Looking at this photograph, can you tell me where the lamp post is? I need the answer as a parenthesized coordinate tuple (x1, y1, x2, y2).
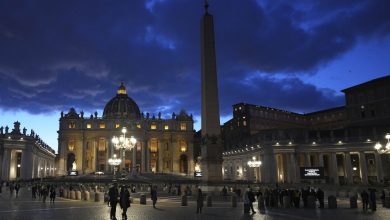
(374, 133, 390, 154)
(111, 127, 137, 174)
(108, 154, 121, 177)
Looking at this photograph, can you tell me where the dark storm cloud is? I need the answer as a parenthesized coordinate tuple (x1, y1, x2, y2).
(0, 0, 389, 122)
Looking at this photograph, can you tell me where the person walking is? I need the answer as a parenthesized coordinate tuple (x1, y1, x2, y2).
(317, 188, 324, 208)
(119, 186, 130, 219)
(108, 183, 119, 220)
(15, 183, 20, 198)
(50, 187, 56, 203)
(196, 188, 204, 214)
(151, 185, 158, 208)
(243, 188, 250, 214)
(257, 192, 265, 214)
(0, 179, 3, 195)
(9, 182, 14, 197)
(369, 189, 377, 211)
(42, 186, 48, 203)
(361, 190, 369, 212)
(247, 187, 256, 214)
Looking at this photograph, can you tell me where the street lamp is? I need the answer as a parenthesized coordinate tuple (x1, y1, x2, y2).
(111, 127, 137, 173)
(108, 154, 121, 177)
(374, 133, 390, 154)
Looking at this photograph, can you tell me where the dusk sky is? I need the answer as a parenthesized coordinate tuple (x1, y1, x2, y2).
(1, 0, 389, 152)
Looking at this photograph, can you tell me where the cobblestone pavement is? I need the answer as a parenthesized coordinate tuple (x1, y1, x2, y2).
(0, 188, 389, 220)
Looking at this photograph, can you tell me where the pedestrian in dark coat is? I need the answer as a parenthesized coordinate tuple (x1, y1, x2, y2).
(50, 188, 56, 203)
(361, 190, 369, 211)
(119, 186, 130, 219)
(151, 186, 158, 208)
(247, 188, 256, 213)
(14, 183, 20, 198)
(196, 188, 204, 214)
(317, 188, 324, 208)
(369, 189, 377, 211)
(109, 183, 119, 220)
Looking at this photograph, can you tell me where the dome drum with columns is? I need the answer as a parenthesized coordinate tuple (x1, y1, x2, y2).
(57, 82, 194, 176)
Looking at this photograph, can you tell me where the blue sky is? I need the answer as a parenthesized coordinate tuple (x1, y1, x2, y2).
(0, 0, 389, 152)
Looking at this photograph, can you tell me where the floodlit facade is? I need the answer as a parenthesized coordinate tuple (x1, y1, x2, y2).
(0, 122, 56, 180)
(56, 83, 194, 176)
(222, 76, 390, 185)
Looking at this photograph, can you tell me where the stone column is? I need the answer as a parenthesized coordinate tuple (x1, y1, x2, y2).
(158, 139, 163, 173)
(1, 149, 10, 180)
(262, 146, 277, 184)
(359, 152, 368, 185)
(374, 152, 384, 184)
(132, 146, 136, 172)
(330, 153, 339, 185)
(305, 153, 311, 167)
(282, 153, 290, 183)
(21, 146, 33, 179)
(289, 153, 297, 183)
(318, 153, 325, 183)
(344, 152, 353, 185)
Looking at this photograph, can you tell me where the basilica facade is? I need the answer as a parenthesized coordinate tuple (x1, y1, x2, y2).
(56, 83, 195, 176)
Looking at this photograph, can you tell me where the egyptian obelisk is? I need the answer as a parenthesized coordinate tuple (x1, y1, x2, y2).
(200, 0, 223, 182)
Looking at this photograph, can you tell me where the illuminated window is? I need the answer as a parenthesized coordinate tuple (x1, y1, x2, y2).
(136, 123, 141, 129)
(99, 123, 106, 128)
(86, 123, 92, 129)
(68, 140, 75, 151)
(68, 122, 76, 128)
(150, 138, 158, 152)
(164, 125, 169, 130)
(98, 138, 106, 151)
(243, 121, 247, 126)
(180, 123, 186, 131)
(115, 123, 120, 128)
(180, 140, 187, 152)
(151, 122, 157, 130)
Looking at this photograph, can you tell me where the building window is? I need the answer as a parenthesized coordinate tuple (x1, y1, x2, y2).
(86, 123, 92, 129)
(136, 123, 141, 129)
(243, 121, 247, 126)
(115, 123, 120, 128)
(99, 123, 106, 128)
(164, 125, 169, 130)
(68, 122, 76, 128)
(150, 138, 158, 152)
(180, 123, 186, 131)
(68, 140, 75, 151)
(98, 138, 106, 151)
(151, 122, 157, 130)
(180, 140, 187, 152)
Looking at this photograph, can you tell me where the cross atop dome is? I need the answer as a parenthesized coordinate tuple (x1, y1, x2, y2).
(117, 81, 127, 95)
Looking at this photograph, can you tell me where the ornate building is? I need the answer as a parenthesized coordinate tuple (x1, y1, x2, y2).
(57, 83, 194, 176)
(0, 122, 56, 180)
(222, 75, 390, 185)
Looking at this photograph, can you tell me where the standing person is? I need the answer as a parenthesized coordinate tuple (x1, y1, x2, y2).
(257, 192, 265, 214)
(361, 190, 369, 212)
(247, 187, 256, 214)
(151, 185, 158, 208)
(50, 187, 56, 203)
(243, 188, 250, 214)
(316, 188, 324, 208)
(9, 182, 14, 197)
(0, 179, 3, 194)
(369, 189, 377, 211)
(119, 186, 130, 219)
(196, 188, 204, 214)
(15, 183, 20, 198)
(108, 183, 119, 220)
(42, 186, 48, 203)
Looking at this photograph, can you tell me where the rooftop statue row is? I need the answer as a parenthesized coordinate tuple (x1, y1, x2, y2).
(60, 108, 193, 121)
(0, 121, 55, 154)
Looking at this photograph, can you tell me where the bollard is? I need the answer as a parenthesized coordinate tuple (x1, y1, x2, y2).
(63, 189, 68, 198)
(84, 191, 90, 201)
(385, 197, 390, 208)
(307, 196, 316, 209)
(76, 191, 81, 200)
(283, 196, 291, 208)
(206, 195, 212, 207)
(70, 191, 76, 200)
(140, 194, 147, 205)
(231, 195, 237, 208)
(349, 196, 357, 209)
(328, 196, 337, 209)
(181, 195, 188, 206)
(94, 192, 101, 202)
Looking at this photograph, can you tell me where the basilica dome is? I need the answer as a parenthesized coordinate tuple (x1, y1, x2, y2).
(103, 82, 141, 119)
